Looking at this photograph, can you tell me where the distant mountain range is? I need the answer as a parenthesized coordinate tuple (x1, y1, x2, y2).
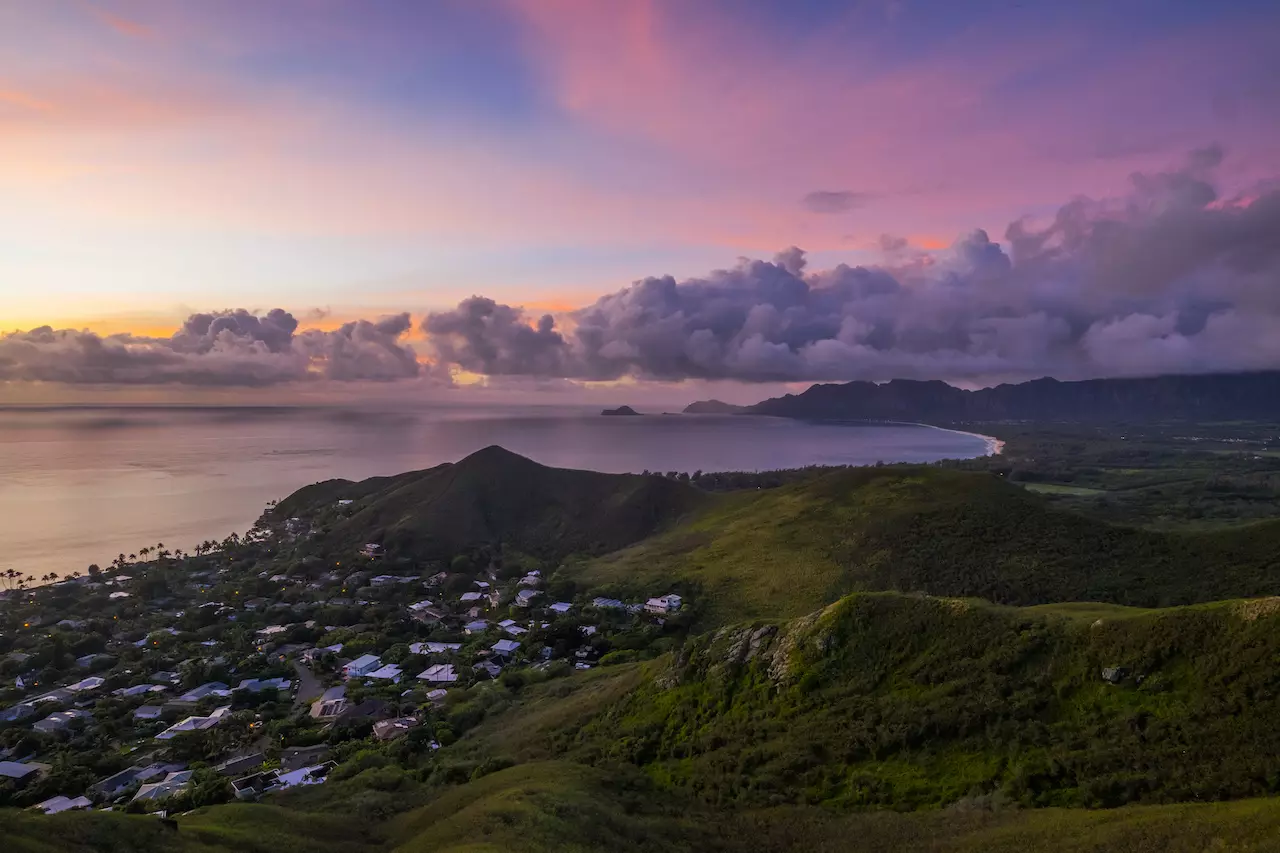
(685, 371, 1280, 422)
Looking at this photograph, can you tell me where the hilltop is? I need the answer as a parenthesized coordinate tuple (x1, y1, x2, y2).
(274, 445, 710, 562)
(689, 370, 1280, 423)
(682, 399, 747, 415)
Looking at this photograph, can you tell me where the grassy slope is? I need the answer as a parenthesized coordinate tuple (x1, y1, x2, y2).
(0, 804, 379, 853)
(573, 466, 1280, 624)
(15, 769, 1280, 853)
(558, 592, 1280, 809)
(391, 762, 1280, 853)
(277, 446, 710, 562)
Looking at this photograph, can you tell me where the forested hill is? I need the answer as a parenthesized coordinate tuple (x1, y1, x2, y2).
(695, 370, 1280, 422)
(273, 445, 710, 562)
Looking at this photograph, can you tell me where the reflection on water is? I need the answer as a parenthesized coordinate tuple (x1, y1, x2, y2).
(0, 404, 990, 576)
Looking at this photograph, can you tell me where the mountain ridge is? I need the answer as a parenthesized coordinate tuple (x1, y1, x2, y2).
(686, 370, 1280, 422)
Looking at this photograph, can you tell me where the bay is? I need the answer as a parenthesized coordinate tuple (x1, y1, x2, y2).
(0, 404, 993, 578)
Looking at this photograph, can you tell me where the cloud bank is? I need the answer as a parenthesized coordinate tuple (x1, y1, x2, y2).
(423, 148, 1280, 384)
(5, 149, 1279, 388)
(0, 309, 425, 386)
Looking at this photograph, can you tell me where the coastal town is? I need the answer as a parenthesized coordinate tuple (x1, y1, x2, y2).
(0, 501, 689, 815)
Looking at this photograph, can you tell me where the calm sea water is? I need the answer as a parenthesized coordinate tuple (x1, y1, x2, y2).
(0, 405, 992, 577)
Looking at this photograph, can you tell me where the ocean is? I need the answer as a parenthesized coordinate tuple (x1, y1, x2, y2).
(0, 404, 994, 578)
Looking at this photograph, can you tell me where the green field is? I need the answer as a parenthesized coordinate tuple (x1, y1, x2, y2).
(1022, 483, 1108, 496)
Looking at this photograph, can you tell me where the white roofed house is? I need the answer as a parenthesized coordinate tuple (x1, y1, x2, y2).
(365, 663, 403, 682)
(463, 620, 489, 635)
(342, 654, 382, 679)
(361, 543, 383, 559)
(644, 594, 683, 615)
(459, 591, 483, 604)
(155, 706, 231, 740)
(33, 795, 92, 814)
(515, 588, 540, 608)
(132, 770, 194, 802)
(550, 602, 573, 614)
(417, 664, 458, 684)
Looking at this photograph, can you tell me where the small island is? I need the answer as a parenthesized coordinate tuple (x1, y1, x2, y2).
(601, 406, 642, 416)
(682, 399, 747, 414)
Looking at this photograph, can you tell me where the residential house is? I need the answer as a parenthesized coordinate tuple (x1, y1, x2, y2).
(503, 624, 528, 638)
(410, 641, 461, 655)
(592, 597, 625, 610)
(365, 664, 403, 682)
(491, 639, 521, 658)
(132, 770, 194, 802)
(519, 572, 541, 586)
(155, 706, 231, 740)
(515, 589, 540, 607)
(134, 705, 164, 720)
(34, 709, 91, 733)
(214, 753, 265, 777)
(235, 677, 291, 693)
(342, 654, 382, 678)
(459, 591, 483, 603)
(89, 766, 150, 800)
(310, 686, 347, 720)
(0, 761, 43, 784)
(644, 594, 683, 615)
(473, 660, 502, 679)
(66, 675, 105, 693)
(281, 745, 331, 772)
(463, 620, 489, 635)
(373, 717, 419, 741)
(231, 770, 278, 800)
(174, 682, 231, 703)
(0, 704, 37, 724)
(361, 543, 383, 559)
(417, 664, 458, 684)
(114, 683, 165, 698)
(550, 602, 573, 614)
(302, 643, 343, 664)
(425, 689, 448, 705)
(33, 795, 92, 814)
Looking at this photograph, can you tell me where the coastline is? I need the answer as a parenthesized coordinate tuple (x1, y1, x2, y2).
(905, 421, 1005, 457)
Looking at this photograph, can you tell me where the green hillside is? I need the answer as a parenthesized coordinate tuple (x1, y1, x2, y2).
(573, 465, 1280, 624)
(0, 803, 379, 853)
(553, 593, 1280, 809)
(18, 760, 1280, 853)
(276, 446, 710, 562)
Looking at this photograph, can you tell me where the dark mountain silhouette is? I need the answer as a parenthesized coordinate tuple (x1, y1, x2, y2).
(274, 445, 708, 562)
(681, 399, 747, 414)
(689, 371, 1280, 422)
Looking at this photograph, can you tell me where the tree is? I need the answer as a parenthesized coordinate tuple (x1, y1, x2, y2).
(87, 564, 102, 582)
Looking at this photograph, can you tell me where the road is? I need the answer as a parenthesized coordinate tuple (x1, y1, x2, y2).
(292, 660, 323, 708)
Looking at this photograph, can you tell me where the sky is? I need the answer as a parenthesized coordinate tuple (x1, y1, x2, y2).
(1, 0, 1279, 402)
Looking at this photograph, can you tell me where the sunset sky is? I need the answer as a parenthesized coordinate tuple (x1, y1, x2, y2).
(2, 0, 1279, 398)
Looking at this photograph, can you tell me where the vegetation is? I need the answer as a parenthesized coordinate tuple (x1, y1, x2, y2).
(10, 437, 1280, 851)
(574, 465, 1280, 626)
(276, 446, 709, 563)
